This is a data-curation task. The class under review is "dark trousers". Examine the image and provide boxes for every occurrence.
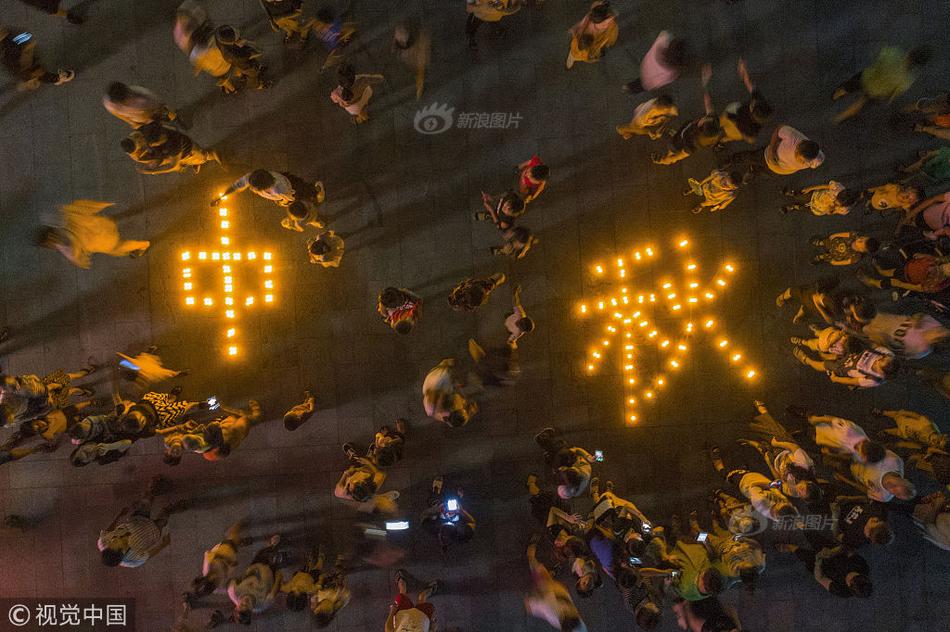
[465,14,483,40]
[834,72,863,97]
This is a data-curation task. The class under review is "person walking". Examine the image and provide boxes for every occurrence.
[330,63,384,124]
[98,477,176,568]
[183,522,247,608]
[448,273,507,311]
[259,0,314,46]
[37,201,149,269]
[223,538,284,626]
[393,21,431,100]
[385,569,440,632]
[833,46,932,123]
[617,95,678,140]
[466,0,524,50]
[422,358,478,427]
[809,232,879,266]
[517,155,549,204]
[652,65,720,165]
[565,1,618,70]
[307,231,345,267]
[781,181,860,216]
[0,25,74,89]
[505,285,534,348]
[121,123,220,175]
[622,31,691,94]
[282,390,316,431]
[474,190,526,231]
[377,287,423,335]
[684,169,744,214]
[524,540,587,632]
[102,82,180,128]
[716,58,772,146]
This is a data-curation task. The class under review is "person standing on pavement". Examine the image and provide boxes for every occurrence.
[717,58,772,146]
[622,31,691,94]
[422,358,478,427]
[212,169,326,231]
[223,538,284,626]
[517,155,549,204]
[282,391,316,431]
[534,427,596,500]
[121,122,220,175]
[505,284,534,348]
[183,522,247,608]
[330,63,385,125]
[617,95,678,140]
[259,0,314,46]
[652,65,720,165]
[307,231,345,267]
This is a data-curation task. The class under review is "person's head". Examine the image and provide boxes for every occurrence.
[69,444,98,467]
[27,418,48,435]
[577,33,594,51]
[875,354,899,377]
[248,169,275,190]
[191,575,216,598]
[775,503,798,520]
[69,418,95,444]
[118,409,148,434]
[101,546,125,567]
[215,25,237,45]
[285,592,308,611]
[575,570,602,597]
[235,605,252,626]
[446,409,468,428]
[556,468,582,495]
[393,319,414,335]
[846,572,873,598]
[516,317,535,333]
[857,439,887,464]
[590,1,612,22]
[797,480,823,503]
[908,46,933,67]
[869,183,919,210]
[393,23,412,49]
[634,599,661,631]
[348,479,376,503]
[698,115,721,137]
[337,63,356,87]
[181,434,206,452]
[35,226,66,250]
[697,568,723,596]
[380,287,406,308]
[163,440,183,466]
[852,236,880,254]
[797,139,822,162]
[119,136,138,155]
[836,188,862,210]
[738,566,759,592]
[865,517,894,546]
[750,97,774,123]
[882,473,916,500]
[337,84,354,101]
[501,192,525,216]
[288,201,309,219]
[664,37,691,69]
[309,239,330,256]
[107,81,130,103]
[311,597,336,627]
[529,164,550,182]
[928,432,948,451]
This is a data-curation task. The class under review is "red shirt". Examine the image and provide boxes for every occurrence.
[519,155,544,197]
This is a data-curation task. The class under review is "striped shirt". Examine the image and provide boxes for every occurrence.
[98,516,164,568]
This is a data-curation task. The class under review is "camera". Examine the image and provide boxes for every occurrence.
[628,556,642,566]
[696,532,708,543]
[594,449,604,462]
[385,520,410,531]
[445,498,460,512]
[206,396,220,410]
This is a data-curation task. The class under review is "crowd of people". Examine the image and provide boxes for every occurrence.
[1,1,949,631]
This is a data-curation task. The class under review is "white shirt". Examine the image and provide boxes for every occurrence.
[864,312,944,360]
[813,416,868,455]
[640,31,678,91]
[765,125,824,175]
[850,450,904,502]
[422,360,454,418]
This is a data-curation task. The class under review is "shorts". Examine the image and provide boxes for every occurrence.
[393,594,435,619]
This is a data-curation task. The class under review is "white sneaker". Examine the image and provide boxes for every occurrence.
[54,70,75,85]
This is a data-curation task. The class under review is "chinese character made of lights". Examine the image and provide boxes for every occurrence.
[179,194,276,358]
[576,237,759,425]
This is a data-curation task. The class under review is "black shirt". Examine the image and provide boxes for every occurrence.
[822,551,869,597]
[836,499,887,549]
[729,89,769,139]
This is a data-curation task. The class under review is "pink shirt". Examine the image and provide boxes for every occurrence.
[765,125,824,175]
[640,31,678,91]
